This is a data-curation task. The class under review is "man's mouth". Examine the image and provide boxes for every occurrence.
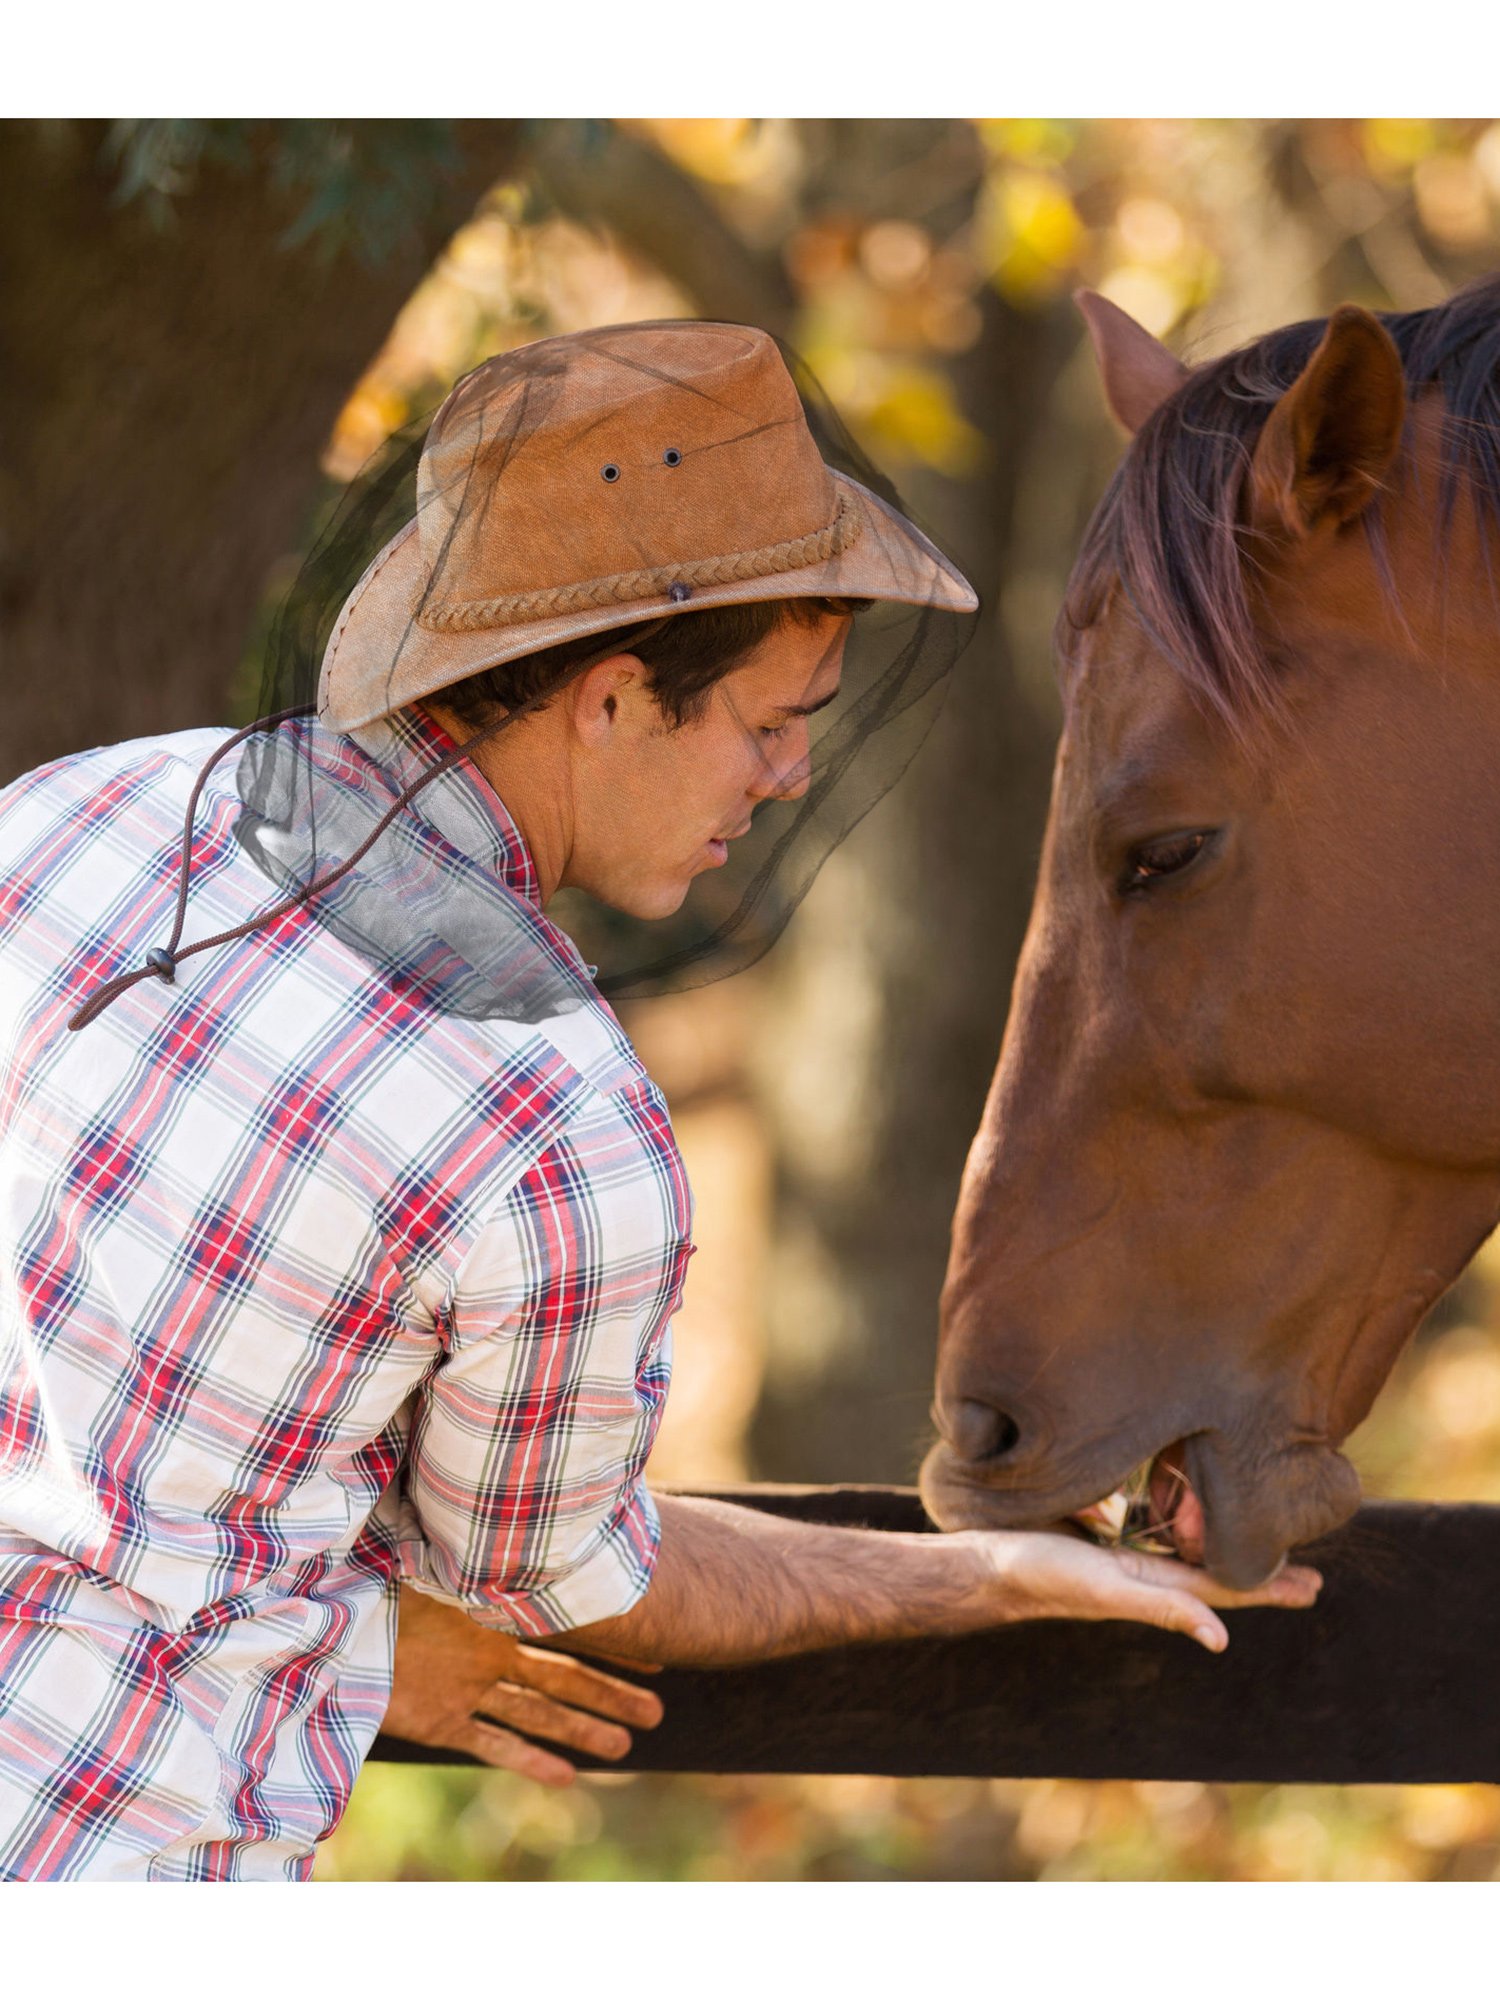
[705,820,754,866]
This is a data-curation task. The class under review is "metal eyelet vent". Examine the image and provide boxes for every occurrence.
[601,463,621,483]
[663,447,683,467]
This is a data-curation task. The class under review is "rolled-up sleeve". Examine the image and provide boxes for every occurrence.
[397,1081,693,1636]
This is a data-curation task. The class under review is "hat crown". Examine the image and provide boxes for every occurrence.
[415,322,840,620]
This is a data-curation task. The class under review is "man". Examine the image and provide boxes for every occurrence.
[0,321,1318,1880]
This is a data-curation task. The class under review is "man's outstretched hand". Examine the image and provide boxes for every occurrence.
[975,1529,1323,1652]
[386,1586,664,1786]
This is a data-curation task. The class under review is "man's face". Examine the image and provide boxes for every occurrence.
[567,610,849,920]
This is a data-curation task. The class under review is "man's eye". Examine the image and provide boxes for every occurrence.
[1120,829,1214,894]
[758,721,792,741]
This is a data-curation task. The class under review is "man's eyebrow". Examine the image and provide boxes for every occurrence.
[769,687,842,722]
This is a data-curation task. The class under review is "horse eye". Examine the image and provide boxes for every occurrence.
[1121,828,1213,894]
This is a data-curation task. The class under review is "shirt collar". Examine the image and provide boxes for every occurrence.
[345,702,544,914]
[233,699,609,1024]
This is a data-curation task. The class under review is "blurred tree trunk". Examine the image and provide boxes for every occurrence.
[0,119,522,784]
[748,284,1078,1483]
[526,122,797,336]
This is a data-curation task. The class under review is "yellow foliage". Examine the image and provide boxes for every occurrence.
[977,167,1084,303]
[636,118,765,188]
[323,384,409,483]
[1364,118,1439,178]
[866,364,986,476]
[975,119,1076,168]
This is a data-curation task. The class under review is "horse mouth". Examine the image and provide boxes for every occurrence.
[1070,1440,1208,1564]
[925,1425,1359,1586]
[1068,1432,1363,1587]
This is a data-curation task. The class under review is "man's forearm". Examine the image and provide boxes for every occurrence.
[560,1493,1004,1668]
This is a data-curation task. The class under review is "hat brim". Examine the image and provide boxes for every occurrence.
[318,473,980,732]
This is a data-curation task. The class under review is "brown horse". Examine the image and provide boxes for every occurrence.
[922,274,1500,1589]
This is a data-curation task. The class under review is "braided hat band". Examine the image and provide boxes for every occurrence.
[418,491,864,635]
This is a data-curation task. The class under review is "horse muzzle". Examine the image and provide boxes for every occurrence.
[918,1422,1362,1590]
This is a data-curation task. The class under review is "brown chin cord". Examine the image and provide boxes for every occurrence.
[65,624,670,1034]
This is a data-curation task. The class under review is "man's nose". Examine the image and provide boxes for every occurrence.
[751,744,812,804]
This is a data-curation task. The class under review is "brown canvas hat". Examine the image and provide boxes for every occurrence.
[318,320,979,732]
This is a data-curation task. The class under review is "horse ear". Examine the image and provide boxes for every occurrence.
[1074,289,1189,434]
[1247,305,1406,540]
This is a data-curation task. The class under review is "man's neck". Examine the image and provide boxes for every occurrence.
[418,700,572,903]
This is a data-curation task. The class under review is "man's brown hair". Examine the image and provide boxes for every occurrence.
[435,596,866,732]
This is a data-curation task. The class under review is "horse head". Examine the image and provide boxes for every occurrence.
[923,276,1500,1587]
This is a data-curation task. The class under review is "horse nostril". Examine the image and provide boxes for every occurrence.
[948,1398,1021,1464]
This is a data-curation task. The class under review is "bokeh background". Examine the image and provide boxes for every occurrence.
[9,116,1500,1880]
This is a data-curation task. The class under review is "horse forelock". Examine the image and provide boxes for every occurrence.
[1056,271,1500,735]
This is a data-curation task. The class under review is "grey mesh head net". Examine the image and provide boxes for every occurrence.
[68,321,979,1035]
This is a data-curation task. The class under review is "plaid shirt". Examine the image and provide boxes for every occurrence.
[0,705,693,1880]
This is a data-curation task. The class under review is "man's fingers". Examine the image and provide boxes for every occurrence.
[1097,1568,1227,1650]
[464,1717,578,1787]
[1105,1549,1325,1650]
[1155,1592,1229,1653]
[1118,1549,1324,1609]
[474,1681,634,1761]
[1192,1562,1323,1609]
[513,1647,665,1728]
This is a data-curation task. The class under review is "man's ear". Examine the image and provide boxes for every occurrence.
[571,654,645,743]
[1247,305,1406,542]
[1075,289,1189,434]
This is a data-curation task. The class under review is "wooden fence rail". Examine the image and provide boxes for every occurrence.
[373,1486,1500,1784]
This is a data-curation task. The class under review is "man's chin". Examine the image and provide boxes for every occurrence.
[591,878,693,923]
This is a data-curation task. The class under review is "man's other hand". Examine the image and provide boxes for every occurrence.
[386,1586,664,1786]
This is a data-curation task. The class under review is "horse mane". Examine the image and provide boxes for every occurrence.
[1058,271,1500,732]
